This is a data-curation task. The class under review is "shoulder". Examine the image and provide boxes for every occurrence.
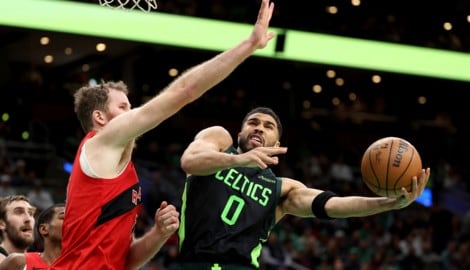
[194,126,233,147]
[0,252,26,269]
[195,126,231,139]
[0,246,8,257]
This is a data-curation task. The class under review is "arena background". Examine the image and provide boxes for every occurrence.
[0,1,469,269]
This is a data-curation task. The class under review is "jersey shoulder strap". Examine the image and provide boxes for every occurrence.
[0,246,8,256]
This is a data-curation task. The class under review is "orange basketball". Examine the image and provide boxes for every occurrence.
[360,137,422,198]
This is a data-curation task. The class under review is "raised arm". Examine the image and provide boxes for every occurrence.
[180,126,236,176]
[96,0,276,148]
[277,168,430,221]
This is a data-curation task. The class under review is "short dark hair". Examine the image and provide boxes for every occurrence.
[31,202,66,254]
[35,203,65,239]
[242,107,282,138]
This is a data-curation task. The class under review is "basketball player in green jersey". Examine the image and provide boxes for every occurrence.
[177,106,431,270]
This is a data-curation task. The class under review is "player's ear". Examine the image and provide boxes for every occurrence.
[93,110,106,126]
[0,220,5,231]
[274,141,280,147]
[39,224,48,236]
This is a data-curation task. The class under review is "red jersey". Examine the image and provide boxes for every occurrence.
[51,131,142,270]
[25,252,49,270]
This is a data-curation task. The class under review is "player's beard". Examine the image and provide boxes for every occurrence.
[238,135,253,153]
[5,222,34,249]
[49,233,62,248]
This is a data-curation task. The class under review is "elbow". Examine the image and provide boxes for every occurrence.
[177,81,202,104]
[180,156,191,174]
[283,190,305,214]
[180,155,196,175]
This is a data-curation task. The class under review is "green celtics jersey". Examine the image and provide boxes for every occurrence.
[177,146,282,269]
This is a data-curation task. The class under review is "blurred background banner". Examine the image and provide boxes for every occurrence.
[2,0,470,81]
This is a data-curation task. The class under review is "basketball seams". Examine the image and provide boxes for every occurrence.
[367,146,380,195]
[392,144,414,194]
[384,139,395,198]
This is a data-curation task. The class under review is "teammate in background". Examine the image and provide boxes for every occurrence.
[0,203,65,270]
[0,195,36,263]
[177,106,431,269]
[50,0,276,269]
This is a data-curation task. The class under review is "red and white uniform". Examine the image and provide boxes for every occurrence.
[51,131,142,270]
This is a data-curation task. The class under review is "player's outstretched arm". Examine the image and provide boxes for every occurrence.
[278,168,430,220]
[99,0,276,147]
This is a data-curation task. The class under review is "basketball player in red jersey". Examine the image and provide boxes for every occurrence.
[0,204,65,270]
[50,0,276,269]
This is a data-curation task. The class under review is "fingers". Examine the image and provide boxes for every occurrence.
[265,146,288,155]
[159,212,179,227]
[250,0,275,50]
[403,167,431,200]
[160,200,168,209]
[416,168,430,192]
[267,1,274,22]
[255,156,278,169]
[258,0,273,22]
[157,203,177,217]
[423,167,431,184]
[257,147,287,158]
[256,147,286,167]
[394,167,431,208]
[156,203,180,233]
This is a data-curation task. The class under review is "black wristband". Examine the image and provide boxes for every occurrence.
[311,191,337,220]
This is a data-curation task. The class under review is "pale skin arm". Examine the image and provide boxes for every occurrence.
[85,0,276,176]
[180,126,288,176]
[0,253,26,270]
[125,201,179,270]
[276,168,431,222]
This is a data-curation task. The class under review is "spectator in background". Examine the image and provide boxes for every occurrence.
[0,175,16,197]
[10,159,27,187]
[27,179,54,212]
[0,140,12,172]
[261,232,289,270]
[261,231,309,270]
[329,153,355,192]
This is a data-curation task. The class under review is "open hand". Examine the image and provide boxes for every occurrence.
[393,167,430,209]
[250,0,275,49]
